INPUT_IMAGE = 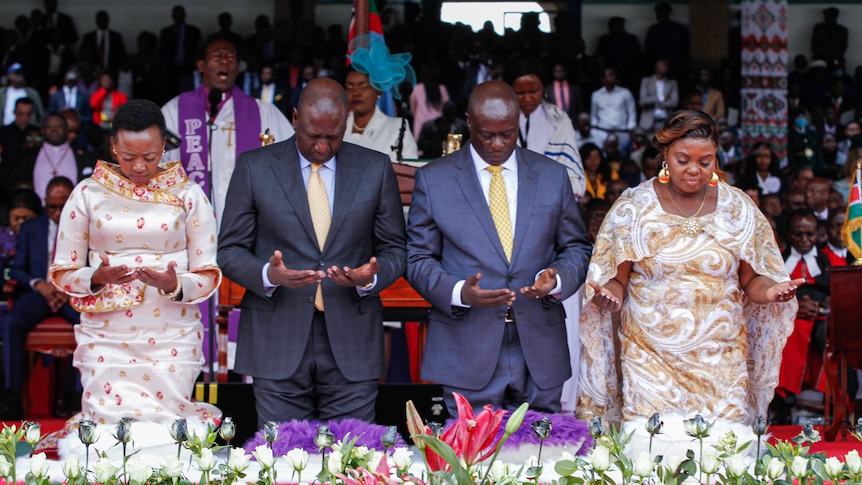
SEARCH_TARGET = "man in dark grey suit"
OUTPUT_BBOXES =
[406,80,592,414]
[218,78,406,424]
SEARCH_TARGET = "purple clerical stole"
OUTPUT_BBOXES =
[177,85,261,198]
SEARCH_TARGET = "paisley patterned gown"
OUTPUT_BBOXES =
[50,160,221,428]
[577,180,797,426]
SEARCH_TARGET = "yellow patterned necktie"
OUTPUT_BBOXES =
[487,165,513,262]
[308,164,331,311]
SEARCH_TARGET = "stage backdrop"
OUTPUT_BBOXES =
[739,0,789,161]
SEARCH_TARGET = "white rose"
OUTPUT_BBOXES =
[162,455,184,478]
[0,455,12,478]
[24,424,41,446]
[28,453,48,479]
[700,452,720,475]
[328,450,344,475]
[633,452,654,477]
[790,456,809,478]
[589,445,611,472]
[253,444,275,469]
[488,461,509,482]
[195,448,215,472]
[286,448,309,471]
[392,447,413,470]
[824,456,844,478]
[664,455,683,473]
[63,454,82,480]
[228,448,251,473]
[724,454,746,478]
[127,457,152,485]
[94,457,119,483]
[353,445,369,460]
[846,450,862,475]
[366,450,383,472]
[765,457,785,480]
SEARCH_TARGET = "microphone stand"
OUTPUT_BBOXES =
[205,113,218,382]
[391,100,410,162]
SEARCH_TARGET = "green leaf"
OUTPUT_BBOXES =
[554,459,578,477]
[413,435,473,485]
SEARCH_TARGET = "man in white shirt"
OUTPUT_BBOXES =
[590,68,636,151]
[0,64,45,127]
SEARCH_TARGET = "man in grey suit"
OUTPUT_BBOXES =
[218,78,406,424]
[406,81,592,414]
[638,59,679,134]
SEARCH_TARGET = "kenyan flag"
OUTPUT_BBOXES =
[843,162,862,260]
[347,0,384,63]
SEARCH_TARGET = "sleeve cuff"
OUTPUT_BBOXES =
[535,269,563,297]
[451,280,470,308]
[262,263,278,297]
[356,274,378,296]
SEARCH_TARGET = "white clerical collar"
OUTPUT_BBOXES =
[785,246,821,278]
[827,242,847,257]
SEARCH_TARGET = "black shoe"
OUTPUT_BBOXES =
[0,392,24,421]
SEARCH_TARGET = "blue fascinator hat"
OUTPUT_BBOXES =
[346,34,416,100]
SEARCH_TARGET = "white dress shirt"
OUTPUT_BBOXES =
[590,86,637,132]
[784,246,822,278]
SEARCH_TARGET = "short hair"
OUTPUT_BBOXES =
[14,97,34,110]
[110,99,167,138]
[47,175,74,193]
[198,34,238,61]
[785,208,817,231]
[10,188,43,216]
[503,55,547,86]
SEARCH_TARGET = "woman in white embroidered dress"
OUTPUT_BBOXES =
[50,99,221,457]
[577,110,803,456]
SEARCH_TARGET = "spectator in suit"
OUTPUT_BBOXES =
[159,5,202,98]
[644,2,689,75]
[42,0,78,47]
[1,114,95,207]
[696,68,726,120]
[811,7,847,65]
[1,64,45,127]
[48,70,91,123]
[638,59,678,134]
[79,11,127,76]
[0,176,79,420]
[0,98,39,165]
[544,61,582,123]
[253,64,290,117]
[246,15,277,65]
[594,17,641,93]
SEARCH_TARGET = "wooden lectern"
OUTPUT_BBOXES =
[823,265,862,441]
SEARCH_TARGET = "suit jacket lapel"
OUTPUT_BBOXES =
[456,148,509,265]
[512,149,537,264]
[327,147,365,253]
[269,140,319,246]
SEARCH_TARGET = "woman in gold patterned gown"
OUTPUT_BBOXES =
[577,110,802,455]
[50,99,221,458]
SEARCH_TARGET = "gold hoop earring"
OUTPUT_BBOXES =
[658,162,670,184]
[708,171,720,187]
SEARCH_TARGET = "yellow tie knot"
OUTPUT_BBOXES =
[487,165,503,175]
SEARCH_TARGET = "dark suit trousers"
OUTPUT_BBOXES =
[441,320,563,416]
[2,292,80,393]
[251,312,378,426]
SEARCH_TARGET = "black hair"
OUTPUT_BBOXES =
[503,55,547,86]
[110,99,167,138]
[14,97,34,110]
[10,188,43,216]
[47,175,74,192]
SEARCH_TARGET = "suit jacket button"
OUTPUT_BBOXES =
[497,312,506,319]
[308,296,315,303]
[319,260,325,267]
[507,276,514,282]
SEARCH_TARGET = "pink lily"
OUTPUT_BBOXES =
[442,392,507,467]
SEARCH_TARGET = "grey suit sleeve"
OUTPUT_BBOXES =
[367,158,407,292]
[547,170,593,300]
[217,152,270,298]
[405,168,463,314]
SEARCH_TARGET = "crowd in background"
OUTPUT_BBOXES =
[0,0,860,424]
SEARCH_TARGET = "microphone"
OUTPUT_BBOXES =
[208,88,222,125]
